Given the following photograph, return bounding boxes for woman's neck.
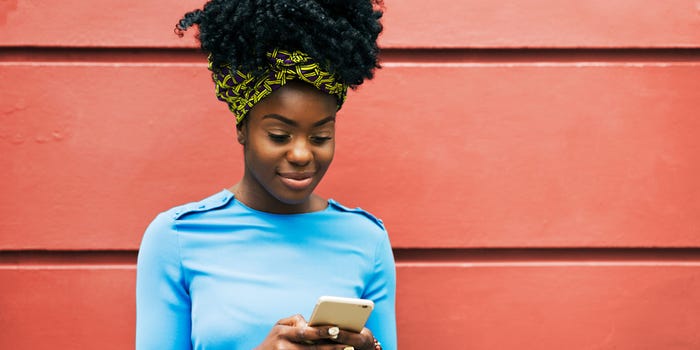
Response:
[228,182,327,214]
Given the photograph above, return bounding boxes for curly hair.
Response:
[176,0,383,88]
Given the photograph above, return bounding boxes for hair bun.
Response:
[176,0,383,88]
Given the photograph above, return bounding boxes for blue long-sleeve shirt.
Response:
[136,190,397,349]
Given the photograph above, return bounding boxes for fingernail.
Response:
[328,327,340,336]
[343,347,354,350]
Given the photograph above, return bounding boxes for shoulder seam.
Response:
[172,191,233,220]
[329,200,386,231]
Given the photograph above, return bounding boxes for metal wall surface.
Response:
[2,1,700,349]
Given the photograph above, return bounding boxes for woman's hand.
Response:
[326,326,376,350]
[254,314,377,350]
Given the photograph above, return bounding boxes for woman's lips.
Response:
[277,172,314,191]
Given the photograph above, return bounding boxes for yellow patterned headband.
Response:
[209,49,349,124]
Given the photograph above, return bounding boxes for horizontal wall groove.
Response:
[0,250,137,267]
[3,47,700,64]
[3,248,700,268]
[395,248,700,265]
[381,48,700,64]
[0,47,206,64]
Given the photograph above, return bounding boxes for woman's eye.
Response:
[268,133,290,143]
[310,136,332,145]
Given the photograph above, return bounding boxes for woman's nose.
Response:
[286,139,312,165]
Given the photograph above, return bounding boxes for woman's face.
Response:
[236,81,338,213]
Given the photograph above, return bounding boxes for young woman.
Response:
[135,1,396,349]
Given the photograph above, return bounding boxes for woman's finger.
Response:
[327,327,374,349]
[276,314,308,327]
[288,325,343,343]
[314,344,358,350]
[271,315,357,347]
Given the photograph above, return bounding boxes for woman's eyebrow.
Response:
[312,116,336,127]
[262,114,336,127]
[262,114,297,126]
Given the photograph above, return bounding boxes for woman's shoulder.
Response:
[143,190,234,232]
[327,199,386,232]
[153,189,234,221]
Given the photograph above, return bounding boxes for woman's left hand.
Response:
[328,327,376,350]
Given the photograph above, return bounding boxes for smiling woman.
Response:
[234,81,338,214]
[135,1,395,350]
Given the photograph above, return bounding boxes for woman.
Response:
[135,1,396,349]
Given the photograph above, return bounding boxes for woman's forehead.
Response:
[249,82,338,125]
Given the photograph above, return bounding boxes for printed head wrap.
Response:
[209,49,349,124]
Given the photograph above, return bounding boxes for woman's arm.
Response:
[362,234,397,349]
[136,212,192,349]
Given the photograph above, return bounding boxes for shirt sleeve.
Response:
[362,233,398,350]
[136,212,193,349]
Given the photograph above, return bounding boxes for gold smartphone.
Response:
[308,296,374,333]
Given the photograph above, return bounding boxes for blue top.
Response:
[136,190,397,349]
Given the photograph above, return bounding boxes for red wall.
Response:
[2,0,700,348]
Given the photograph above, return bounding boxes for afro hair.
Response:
[176,0,384,88]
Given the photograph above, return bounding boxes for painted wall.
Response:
[2,1,700,348]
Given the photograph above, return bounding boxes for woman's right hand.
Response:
[254,314,354,350]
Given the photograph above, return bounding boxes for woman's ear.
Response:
[236,122,247,145]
